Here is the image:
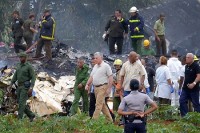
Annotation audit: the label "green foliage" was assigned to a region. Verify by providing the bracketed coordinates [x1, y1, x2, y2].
[0, 114, 123, 133]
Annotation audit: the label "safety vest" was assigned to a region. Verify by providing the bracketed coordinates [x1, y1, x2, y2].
[41, 17, 56, 40]
[129, 15, 144, 39]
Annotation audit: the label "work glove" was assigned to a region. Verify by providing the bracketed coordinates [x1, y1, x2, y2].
[146, 87, 150, 95]
[170, 86, 174, 93]
[178, 89, 182, 96]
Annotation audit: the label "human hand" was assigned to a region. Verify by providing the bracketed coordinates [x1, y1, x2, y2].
[85, 84, 89, 91]
[78, 83, 83, 89]
[187, 83, 195, 89]
[170, 86, 174, 93]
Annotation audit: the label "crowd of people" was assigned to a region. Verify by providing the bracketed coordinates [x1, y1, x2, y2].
[9, 7, 200, 133]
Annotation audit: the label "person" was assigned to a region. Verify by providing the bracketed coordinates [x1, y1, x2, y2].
[179, 53, 200, 117]
[118, 79, 158, 133]
[154, 56, 173, 105]
[194, 55, 199, 64]
[23, 13, 38, 49]
[154, 13, 166, 56]
[11, 11, 26, 53]
[88, 55, 96, 118]
[120, 51, 145, 96]
[70, 57, 89, 115]
[9, 52, 36, 121]
[141, 59, 155, 99]
[85, 52, 113, 122]
[141, 39, 156, 56]
[34, 9, 56, 62]
[167, 50, 182, 106]
[128, 6, 144, 55]
[113, 59, 123, 111]
[104, 9, 128, 55]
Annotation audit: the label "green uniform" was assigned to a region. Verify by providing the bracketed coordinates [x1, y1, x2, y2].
[23, 19, 35, 48]
[141, 47, 156, 56]
[11, 62, 36, 119]
[70, 64, 89, 115]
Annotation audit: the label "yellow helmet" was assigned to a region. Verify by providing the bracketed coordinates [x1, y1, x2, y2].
[114, 59, 122, 66]
[143, 39, 150, 47]
[194, 55, 199, 61]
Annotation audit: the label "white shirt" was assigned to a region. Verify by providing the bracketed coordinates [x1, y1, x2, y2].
[167, 57, 182, 80]
[90, 61, 112, 86]
[155, 65, 172, 99]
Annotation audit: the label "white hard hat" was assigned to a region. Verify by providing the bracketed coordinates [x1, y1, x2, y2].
[129, 6, 138, 13]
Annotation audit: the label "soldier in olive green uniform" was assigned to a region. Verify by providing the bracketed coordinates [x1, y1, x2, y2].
[70, 57, 89, 115]
[23, 14, 38, 49]
[10, 52, 36, 121]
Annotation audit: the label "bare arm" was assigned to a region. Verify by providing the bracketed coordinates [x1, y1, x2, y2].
[108, 75, 113, 89]
[194, 74, 200, 83]
[167, 79, 172, 86]
[140, 75, 145, 85]
[30, 27, 38, 33]
[85, 76, 93, 91]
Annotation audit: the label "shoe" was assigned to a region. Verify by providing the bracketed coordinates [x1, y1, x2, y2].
[29, 115, 35, 122]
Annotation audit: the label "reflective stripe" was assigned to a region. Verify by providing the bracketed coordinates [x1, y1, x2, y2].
[119, 18, 124, 22]
[41, 17, 56, 40]
[131, 35, 144, 38]
[129, 20, 140, 23]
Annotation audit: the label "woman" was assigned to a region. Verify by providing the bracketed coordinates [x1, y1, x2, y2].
[155, 56, 174, 105]
[118, 79, 157, 133]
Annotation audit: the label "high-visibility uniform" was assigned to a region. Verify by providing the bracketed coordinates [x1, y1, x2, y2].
[129, 14, 144, 54]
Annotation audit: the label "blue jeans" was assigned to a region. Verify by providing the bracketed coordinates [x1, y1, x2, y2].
[179, 89, 200, 117]
[124, 123, 146, 133]
[124, 91, 131, 97]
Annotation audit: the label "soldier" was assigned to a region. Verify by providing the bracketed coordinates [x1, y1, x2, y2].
[70, 57, 89, 115]
[9, 52, 36, 121]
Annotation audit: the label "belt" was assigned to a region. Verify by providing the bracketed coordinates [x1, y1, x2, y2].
[94, 83, 108, 87]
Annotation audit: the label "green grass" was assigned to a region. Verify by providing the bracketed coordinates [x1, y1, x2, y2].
[0, 111, 199, 133]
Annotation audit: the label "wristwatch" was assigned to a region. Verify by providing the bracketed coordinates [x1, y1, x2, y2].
[193, 82, 196, 85]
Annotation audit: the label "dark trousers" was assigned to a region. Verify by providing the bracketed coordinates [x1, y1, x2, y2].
[24, 36, 33, 49]
[35, 38, 52, 60]
[179, 89, 200, 117]
[89, 93, 96, 117]
[14, 36, 26, 53]
[124, 123, 146, 133]
[109, 36, 123, 55]
[158, 97, 171, 105]
[156, 35, 166, 56]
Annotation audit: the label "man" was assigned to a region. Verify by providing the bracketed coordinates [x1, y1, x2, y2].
[120, 51, 145, 96]
[85, 52, 113, 122]
[105, 9, 128, 55]
[35, 9, 56, 62]
[113, 59, 123, 111]
[70, 57, 89, 115]
[179, 53, 200, 117]
[154, 13, 166, 56]
[141, 59, 155, 99]
[141, 39, 156, 56]
[118, 79, 158, 133]
[23, 14, 38, 49]
[89, 56, 96, 118]
[11, 11, 26, 53]
[10, 52, 35, 121]
[167, 50, 182, 106]
[128, 6, 144, 55]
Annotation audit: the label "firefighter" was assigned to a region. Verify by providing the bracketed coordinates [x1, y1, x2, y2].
[34, 9, 56, 62]
[128, 6, 144, 55]
[104, 10, 128, 55]
[141, 39, 156, 56]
